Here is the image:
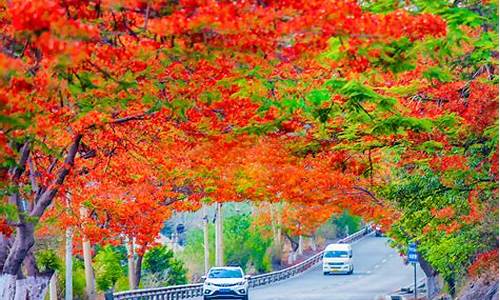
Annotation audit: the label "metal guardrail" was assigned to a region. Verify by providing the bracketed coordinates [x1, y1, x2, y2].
[113, 225, 373, 300]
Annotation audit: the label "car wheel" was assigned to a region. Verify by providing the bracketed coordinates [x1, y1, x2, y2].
[242, 295, 249, 300]
[323, 271, 329, 275]
[349, 266, 354, 275]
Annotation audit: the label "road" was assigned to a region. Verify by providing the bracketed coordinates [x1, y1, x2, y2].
[250, 235, 424, 300]
[202, 235, 425, 300]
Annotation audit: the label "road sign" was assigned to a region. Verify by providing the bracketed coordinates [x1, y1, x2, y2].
[408, 242, 418, 264]
[408, 242, 418, 300]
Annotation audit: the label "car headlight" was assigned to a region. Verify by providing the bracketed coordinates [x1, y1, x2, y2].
[237, 281, 246, 286]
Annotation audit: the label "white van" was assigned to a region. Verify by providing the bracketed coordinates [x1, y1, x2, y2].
[322, 243, 353, 275]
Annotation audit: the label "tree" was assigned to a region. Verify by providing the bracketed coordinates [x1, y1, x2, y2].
[0, 0, 496, 298]
[94, 246, 123, 292]
[142, 245, 187, 287]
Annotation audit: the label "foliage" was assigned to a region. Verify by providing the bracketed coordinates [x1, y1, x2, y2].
[57, 258, 87, 299]
[183, 214, 272, 274]
[224, 214, 272, 273]
[332, 211, 362, 237]
[143, 245, 187, 286]
[94, 246, 124, 291]
[35, 249, 62, 273]
[0, 0, 497, 296]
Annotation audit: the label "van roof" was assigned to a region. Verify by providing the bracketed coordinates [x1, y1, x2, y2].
[325, 243, 351, 251]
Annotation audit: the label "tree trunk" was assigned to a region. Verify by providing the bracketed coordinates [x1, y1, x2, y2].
[81, 207, 97, 300]
[418, 253, 441, 299]
[309, 236, 317, 251]
[1, 136, 81, 299]
[0, 234, 11, 271]
[49, 272, 57, 300]
[270, 203, 283, 267]
[298, 235, 303, 255]
[203, 205, 210, 274]
[127, 239, 137, 290]
[134, 254, 143, 289]
[215, 203, 224, 266]
[3, 222, 36, 277]
[65, 227, 73, 300]
[0, 274, 17, 300]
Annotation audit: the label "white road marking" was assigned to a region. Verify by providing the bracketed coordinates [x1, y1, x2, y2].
[374, 264, 380, 269]
[382, 259, 387, 263]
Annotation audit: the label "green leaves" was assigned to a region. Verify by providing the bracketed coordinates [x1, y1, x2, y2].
[423, 66, 453, 83]
[361, 0, 400, 13]
[143, 245, 188, 286]
[437, 7, 486, 28]
[421, 233, 478, 279]
[306, 89, 330, 106]
[69, 72, 98, 95]
[371, 115, 433, 135]
[367, 38, 416, 73]
[321, 37, 343, 61]
[418, 141, 444, 154]
[35, 249, 62, 273]
[94, 246, 124, 291]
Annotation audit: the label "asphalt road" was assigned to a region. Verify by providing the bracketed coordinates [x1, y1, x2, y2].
[250, 235, 425, 300]
[201, 235, 425, 300]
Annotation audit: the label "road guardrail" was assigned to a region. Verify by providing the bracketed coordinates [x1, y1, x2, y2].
[113, 224, 373, 300]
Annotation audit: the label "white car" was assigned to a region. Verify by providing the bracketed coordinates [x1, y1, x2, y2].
[322, 243, 354, 275]
[202, 266, 250, 300]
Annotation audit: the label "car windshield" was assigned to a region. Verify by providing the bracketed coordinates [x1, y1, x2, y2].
[208, 268, 243, 279]
[324, 250, 349, 258]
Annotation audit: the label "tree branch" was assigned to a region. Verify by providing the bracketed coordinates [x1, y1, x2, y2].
[352, 186, 384, 206]
[30, 135, 82, 218]
[27, 156, 39, 197]
[9, 141, 30, 181]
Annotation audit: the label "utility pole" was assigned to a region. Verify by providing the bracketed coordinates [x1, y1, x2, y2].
[203, 205, 210, 273]
[214, 202, 224, 266]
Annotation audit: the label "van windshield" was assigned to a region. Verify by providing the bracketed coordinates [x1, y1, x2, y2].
[324, 250, 349, 258]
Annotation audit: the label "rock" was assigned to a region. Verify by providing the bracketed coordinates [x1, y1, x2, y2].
[458, 276, 499, 300]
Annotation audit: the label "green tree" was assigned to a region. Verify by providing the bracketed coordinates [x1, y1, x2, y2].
[143, 245, 187, 286]
[333, 210, 362, 237]
[94, 246, 124, 292]
[224, 214, 272, 273]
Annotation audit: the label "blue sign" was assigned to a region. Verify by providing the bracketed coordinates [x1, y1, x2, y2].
[408, 242, 418, 264]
